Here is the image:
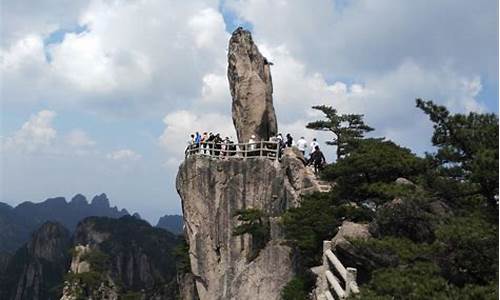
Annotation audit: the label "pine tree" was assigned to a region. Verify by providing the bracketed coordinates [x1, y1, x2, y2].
[306, 105, 373, 159]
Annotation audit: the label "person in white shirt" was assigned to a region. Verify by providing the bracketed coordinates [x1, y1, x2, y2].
[297, 137, 307, 156]
[310, 138, 319, 155]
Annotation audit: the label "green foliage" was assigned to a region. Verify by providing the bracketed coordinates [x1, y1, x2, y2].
[351, 237, 433, 265]
[282, 192, 372, 268]
[372, 193, 437, 243]
[233, 209, 270, 261]
[416, 99, 499, 207]
[283, 102, 499, 298]
[281, 274, 314, 300]
[173, 238, 191, 275]
[359, 262, 458, 299]
[121, 291, 143, 300]
[356, 262, 498, 300]
[306, 105, 373, 159]
[321, 139, 424, 201]
[434, 215, 498, 286]
[81, 249, 110, 273]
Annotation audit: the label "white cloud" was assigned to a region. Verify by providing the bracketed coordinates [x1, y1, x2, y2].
[66, 129, 96, 148]
[106, 149, 142, 161]
[158, 110, 235, 159]
[0, 0, 88, 47]
[2, 0, 230, 116]
[227, 0, 498, 84]
[3, 110, 57, 153]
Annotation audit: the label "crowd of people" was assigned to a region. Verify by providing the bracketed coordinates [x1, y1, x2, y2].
[185, 132, 327, 174]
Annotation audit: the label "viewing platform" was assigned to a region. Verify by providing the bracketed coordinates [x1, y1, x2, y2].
[185, 141, 280, 161]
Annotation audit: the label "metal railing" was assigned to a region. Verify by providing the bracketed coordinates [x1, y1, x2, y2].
[321, 240, 360, 300]
[185, 141, 280, 160]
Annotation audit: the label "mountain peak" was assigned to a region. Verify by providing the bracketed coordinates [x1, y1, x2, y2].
[70, 194, 88, 205]
[90, 193, 110, 208]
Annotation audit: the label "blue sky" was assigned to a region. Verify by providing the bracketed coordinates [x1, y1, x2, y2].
[1, 0, 498, 223]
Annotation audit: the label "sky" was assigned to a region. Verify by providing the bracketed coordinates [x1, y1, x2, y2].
[1, 0, 498, 224]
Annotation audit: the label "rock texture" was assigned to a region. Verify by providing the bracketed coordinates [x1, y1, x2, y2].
[60, 216, 180, 299]
[176, 149, 320, 300]
[331, 221, 397, 284]
[0, 222, 71, 300]
[228, 27, 277, 143]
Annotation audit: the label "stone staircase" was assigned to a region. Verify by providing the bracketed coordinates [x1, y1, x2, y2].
[303, 166, 333, 194]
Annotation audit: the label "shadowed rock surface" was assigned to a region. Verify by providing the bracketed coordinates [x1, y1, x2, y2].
[227, 27, 277, 143]
[60, 216, 181, 299]
[176, 149, 320, 300]
[0, 222, 71, 300]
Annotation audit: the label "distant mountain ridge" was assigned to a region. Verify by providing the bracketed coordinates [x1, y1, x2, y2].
[156, 214, 183, 235]
[0, 193, 130, 253]
[1, 194, 184, 253]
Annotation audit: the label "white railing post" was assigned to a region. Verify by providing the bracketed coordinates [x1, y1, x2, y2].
[346, 267, 359, 296]
[321, 240, 360, 299]
[322, 241, 331, 293]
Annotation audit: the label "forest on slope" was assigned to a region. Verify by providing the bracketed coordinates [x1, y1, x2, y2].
[281, 99, 498, 299]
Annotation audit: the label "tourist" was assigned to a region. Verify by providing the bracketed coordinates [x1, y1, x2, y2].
[309, 146, 326, 175]
[248, 134, 256, 157]
[201, 132, 208, 154]
[186, 134, 195, 156]
[297, 136, 307, 156]
[222, 137, 230, 157]
[213, 133, 223, 156]
[286, 133, 293, 148]
[310, 138, 319, 154]
[207, 132, 215, 155]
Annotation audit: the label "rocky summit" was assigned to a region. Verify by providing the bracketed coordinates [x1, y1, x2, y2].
[228, 27, 278, 143]
[177, 150, 324, 300]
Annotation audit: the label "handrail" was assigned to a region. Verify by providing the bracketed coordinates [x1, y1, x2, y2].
[321, 241, 359, 299]
[185, 141, 280, 161]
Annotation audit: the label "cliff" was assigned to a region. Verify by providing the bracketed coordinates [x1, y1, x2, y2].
[0, 222, 71, 300]
[60, 216, 181, 299]
[176, 149, 321, 299]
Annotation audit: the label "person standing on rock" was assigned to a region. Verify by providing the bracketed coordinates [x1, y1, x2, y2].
[201, 132, 208, 154]
[297, 137, 307, 156]
[248, 135, 257, 157]
[186, 134, 195, 156]
[286, 134, 293, 148]
[309, 145, 326, 175]
[310, 138, 319, 155]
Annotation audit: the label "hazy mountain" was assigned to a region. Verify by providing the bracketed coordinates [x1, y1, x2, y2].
[156, 214, 183, 235]
[0, 222, 71, 300]
[63, 215, 181, 299]
[0, 194, 130, 253]
[0, 216, 182, 300]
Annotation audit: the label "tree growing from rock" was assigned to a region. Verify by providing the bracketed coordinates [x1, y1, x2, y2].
[306, 105, 373, 159]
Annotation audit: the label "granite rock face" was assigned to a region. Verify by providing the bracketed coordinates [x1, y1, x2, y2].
[176, 149, 319, 300]
[228, 27, 278, 143]
[0, 222, 71, 300]
[61, 216, 180, 300]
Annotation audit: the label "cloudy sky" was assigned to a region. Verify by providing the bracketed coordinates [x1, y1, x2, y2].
[1, 0, 498, 223]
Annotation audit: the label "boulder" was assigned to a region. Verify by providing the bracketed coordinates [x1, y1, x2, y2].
[394, 177, 415, 186]
[227, 27, 278, 143]
[330, 221, 397, 284]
